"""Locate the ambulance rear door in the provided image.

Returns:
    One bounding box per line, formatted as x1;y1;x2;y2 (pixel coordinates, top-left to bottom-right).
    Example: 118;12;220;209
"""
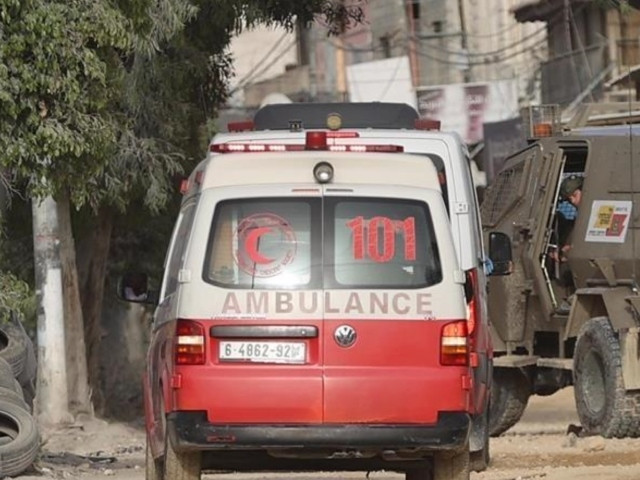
321;185;469;424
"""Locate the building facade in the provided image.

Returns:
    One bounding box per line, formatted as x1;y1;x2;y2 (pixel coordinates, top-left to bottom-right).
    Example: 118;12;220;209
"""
513;0;640;107
237;0;546;108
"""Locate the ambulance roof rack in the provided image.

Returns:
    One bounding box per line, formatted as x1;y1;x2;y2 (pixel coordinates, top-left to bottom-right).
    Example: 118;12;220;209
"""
253;102;420;131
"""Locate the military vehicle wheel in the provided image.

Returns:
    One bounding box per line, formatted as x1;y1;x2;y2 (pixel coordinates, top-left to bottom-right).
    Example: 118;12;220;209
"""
574;317;640;438
489;367;530;437
433;444;470;480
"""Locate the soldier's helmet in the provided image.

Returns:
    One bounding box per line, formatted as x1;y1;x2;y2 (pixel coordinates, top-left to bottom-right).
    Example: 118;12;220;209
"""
560;175;583;199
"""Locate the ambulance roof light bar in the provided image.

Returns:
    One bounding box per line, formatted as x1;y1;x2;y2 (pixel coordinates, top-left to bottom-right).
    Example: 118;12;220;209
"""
211;131;404;153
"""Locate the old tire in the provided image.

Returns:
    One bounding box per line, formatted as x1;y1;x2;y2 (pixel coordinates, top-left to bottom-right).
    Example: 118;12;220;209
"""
0;386;29;412
163;431;201;480
0;399;39;477
0;317;28;378
489;367;530;437
573;317;640;438
433;445;470;480
0;357;20;394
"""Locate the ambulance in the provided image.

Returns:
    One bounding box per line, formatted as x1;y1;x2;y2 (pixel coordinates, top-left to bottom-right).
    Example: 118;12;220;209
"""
121;114;512;480
212;102;498;465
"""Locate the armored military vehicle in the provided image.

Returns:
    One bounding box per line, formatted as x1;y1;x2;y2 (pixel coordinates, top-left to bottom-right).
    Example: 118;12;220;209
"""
481;105;640;438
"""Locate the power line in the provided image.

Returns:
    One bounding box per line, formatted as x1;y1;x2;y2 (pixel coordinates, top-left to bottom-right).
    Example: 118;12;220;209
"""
229;31;290;94
412;33;548;67
229;39;297;95
411;4;581;59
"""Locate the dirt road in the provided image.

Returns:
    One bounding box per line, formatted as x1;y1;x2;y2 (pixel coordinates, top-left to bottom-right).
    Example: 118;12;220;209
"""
20;387;640;480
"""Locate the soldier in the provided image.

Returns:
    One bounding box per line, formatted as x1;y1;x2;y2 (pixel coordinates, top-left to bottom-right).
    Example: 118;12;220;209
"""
560;174;583;209
553;175;584;312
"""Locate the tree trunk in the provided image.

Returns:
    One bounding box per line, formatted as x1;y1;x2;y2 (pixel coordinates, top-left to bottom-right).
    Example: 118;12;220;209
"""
57;192;93;417
32;195;72;426
77;207;114;416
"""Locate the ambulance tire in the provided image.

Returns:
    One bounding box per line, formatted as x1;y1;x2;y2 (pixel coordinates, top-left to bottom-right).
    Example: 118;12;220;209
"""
433;444;470;480
489;367;530;437
162;429;201;480
146;439;162;480
0;399;40;477
574;317;640;438
469;410;490;472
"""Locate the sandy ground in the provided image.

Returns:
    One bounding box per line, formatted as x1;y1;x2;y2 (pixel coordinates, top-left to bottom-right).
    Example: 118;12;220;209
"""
16;387;640;480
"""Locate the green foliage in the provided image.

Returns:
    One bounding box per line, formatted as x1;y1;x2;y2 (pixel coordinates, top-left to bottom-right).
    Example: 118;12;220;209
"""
0;0;132;203
0;0;363;214
0;271;35;326
0;0;364;279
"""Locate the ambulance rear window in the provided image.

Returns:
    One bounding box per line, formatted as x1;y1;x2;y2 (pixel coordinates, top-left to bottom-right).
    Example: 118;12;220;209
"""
204;197;441;290
325;198;441;289
205;198;322;289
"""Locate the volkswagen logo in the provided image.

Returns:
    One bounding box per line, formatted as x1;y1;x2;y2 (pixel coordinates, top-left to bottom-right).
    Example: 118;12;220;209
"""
334;325;357;348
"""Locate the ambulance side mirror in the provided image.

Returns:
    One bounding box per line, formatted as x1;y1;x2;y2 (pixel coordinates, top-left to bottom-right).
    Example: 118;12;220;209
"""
488;232;513;276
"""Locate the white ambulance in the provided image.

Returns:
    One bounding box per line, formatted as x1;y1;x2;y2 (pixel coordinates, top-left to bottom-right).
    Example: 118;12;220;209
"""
212;102;498;462
123;130;512;480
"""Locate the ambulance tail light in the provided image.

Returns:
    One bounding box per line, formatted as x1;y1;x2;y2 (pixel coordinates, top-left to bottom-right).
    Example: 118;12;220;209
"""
440;321;469;366
175;320;205;365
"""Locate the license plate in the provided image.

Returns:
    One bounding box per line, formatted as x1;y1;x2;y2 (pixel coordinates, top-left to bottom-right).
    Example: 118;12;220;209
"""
219;341;306;364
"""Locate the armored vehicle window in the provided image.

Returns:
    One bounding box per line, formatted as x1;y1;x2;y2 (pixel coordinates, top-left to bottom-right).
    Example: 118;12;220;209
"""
481;153;530;227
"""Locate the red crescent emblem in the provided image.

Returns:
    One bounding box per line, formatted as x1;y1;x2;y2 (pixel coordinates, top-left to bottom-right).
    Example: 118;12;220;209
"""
244;227;274;264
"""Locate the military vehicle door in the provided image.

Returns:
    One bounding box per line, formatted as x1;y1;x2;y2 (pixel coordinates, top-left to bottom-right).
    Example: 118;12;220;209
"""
522;144;566;316
483;143;565;319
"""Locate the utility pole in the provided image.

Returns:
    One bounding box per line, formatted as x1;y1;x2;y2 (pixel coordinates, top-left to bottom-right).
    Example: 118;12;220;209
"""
335;36;348;101
32;195;72;426
405;0;421;87
457;0;471;83
563;0;573;53
564;0;582;97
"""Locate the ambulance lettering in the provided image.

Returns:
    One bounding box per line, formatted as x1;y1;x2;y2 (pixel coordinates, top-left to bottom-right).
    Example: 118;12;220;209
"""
220;291;433;318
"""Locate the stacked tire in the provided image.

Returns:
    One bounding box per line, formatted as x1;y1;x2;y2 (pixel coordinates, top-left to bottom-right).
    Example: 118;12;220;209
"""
0;312;39;477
